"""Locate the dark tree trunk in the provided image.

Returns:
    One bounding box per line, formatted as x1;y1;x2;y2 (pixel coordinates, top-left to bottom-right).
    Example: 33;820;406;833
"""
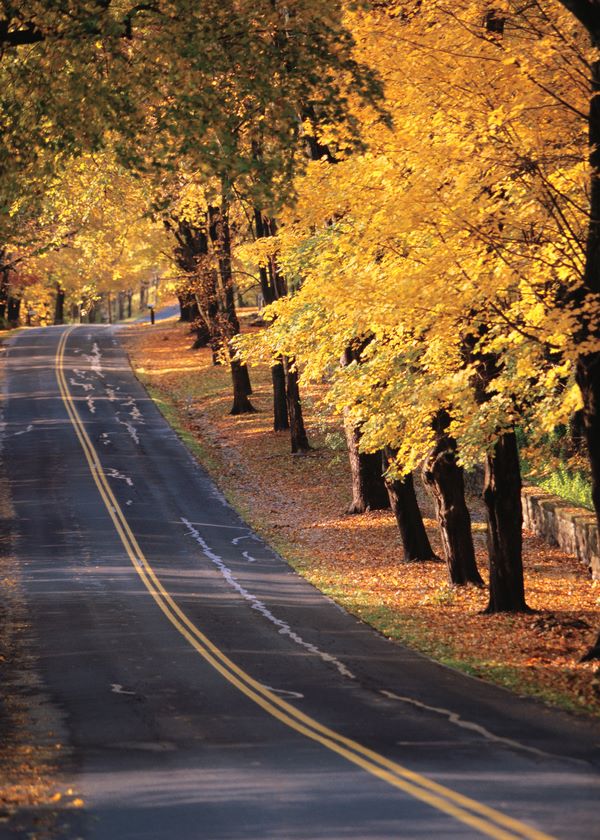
254;210;286;302
139;282;148;311
576;53;600;553
208;203;239;334
483;432;529;613
580;630;600;661
577;355;600;534
191;318;211;349
127;291;133;319
340;343;389;514
383;449;439;562
254;208;292;431
209;200;255;411
54;284;65;325
7;296;20;326
271;360;289;431
238;361;252;396
255;207;312;447
171;217;222;362
548;4;600;657
283;357;310;453
230;359;257;415
179;293;198;323
0;265;8;326
423;426;483;586
463;323;528;608
344;420;389;514
303;104;339;164
117;292;125;321
178;294;189;321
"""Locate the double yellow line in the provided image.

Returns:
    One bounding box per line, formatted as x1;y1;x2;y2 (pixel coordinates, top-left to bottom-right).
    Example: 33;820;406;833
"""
56;326;555;840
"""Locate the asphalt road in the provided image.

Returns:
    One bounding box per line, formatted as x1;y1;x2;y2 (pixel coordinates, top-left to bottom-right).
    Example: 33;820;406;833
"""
2;324;600;840
134;303;179;324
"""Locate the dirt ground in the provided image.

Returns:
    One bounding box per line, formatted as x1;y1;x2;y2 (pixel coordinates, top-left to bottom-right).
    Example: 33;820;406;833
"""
122;315;600;717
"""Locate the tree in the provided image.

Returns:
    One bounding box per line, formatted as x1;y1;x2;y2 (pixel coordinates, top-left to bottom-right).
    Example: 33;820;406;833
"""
239;2;590;609
21;152;170;322
552;0;600;654
422;412;483;586
341;341;389;514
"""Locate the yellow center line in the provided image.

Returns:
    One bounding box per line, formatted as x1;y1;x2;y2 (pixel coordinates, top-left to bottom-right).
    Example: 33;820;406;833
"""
55;326;556;840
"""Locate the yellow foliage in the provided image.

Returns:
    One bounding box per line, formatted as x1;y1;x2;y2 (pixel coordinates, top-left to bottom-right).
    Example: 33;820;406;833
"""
238;1;597;471
18;151;171;311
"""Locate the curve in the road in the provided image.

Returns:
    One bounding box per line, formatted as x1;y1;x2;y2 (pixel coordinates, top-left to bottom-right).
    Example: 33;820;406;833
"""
56;324;555;840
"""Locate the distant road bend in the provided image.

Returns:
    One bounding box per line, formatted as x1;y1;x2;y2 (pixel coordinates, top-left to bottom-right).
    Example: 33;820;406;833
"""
2;323;600;839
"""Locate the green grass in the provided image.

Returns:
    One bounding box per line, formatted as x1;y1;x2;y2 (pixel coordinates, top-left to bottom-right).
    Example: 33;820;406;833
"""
534;467;593;510
517;426;594;511
299;590;594;714
138;377;221;474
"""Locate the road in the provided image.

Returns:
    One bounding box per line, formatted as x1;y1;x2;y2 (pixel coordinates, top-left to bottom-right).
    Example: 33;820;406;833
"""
134;302;179;323
1;324;600;840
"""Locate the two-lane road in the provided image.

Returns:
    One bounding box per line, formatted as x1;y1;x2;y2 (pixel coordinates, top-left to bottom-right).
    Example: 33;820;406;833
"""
2;325;600;839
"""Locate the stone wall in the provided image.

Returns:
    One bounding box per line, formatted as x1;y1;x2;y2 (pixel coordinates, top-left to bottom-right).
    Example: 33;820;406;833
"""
521;486;600;579
464;468;599;578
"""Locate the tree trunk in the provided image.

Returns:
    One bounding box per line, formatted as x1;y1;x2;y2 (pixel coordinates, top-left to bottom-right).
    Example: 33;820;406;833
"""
344;420;389;513
172;217;222;362
577;53;600;545
580;630;600;662
272;359;290;431
117;291;125;321
139;282;148;311
283;357;310;453
209;200;255;410
191;319;211;349
577;355;600;537
483;432;529;613
340;341;389;513
230;359;257;416
383;450;439;562
423;431;483;586
179;293;198;323
552;5;600;657
127;291;133;319
208;203;239;334
0;266;8;326
238;359;252;396
54;284;65;325
178;294;188;321
255;209;291;430
7;296;20;327
463;328;528;607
